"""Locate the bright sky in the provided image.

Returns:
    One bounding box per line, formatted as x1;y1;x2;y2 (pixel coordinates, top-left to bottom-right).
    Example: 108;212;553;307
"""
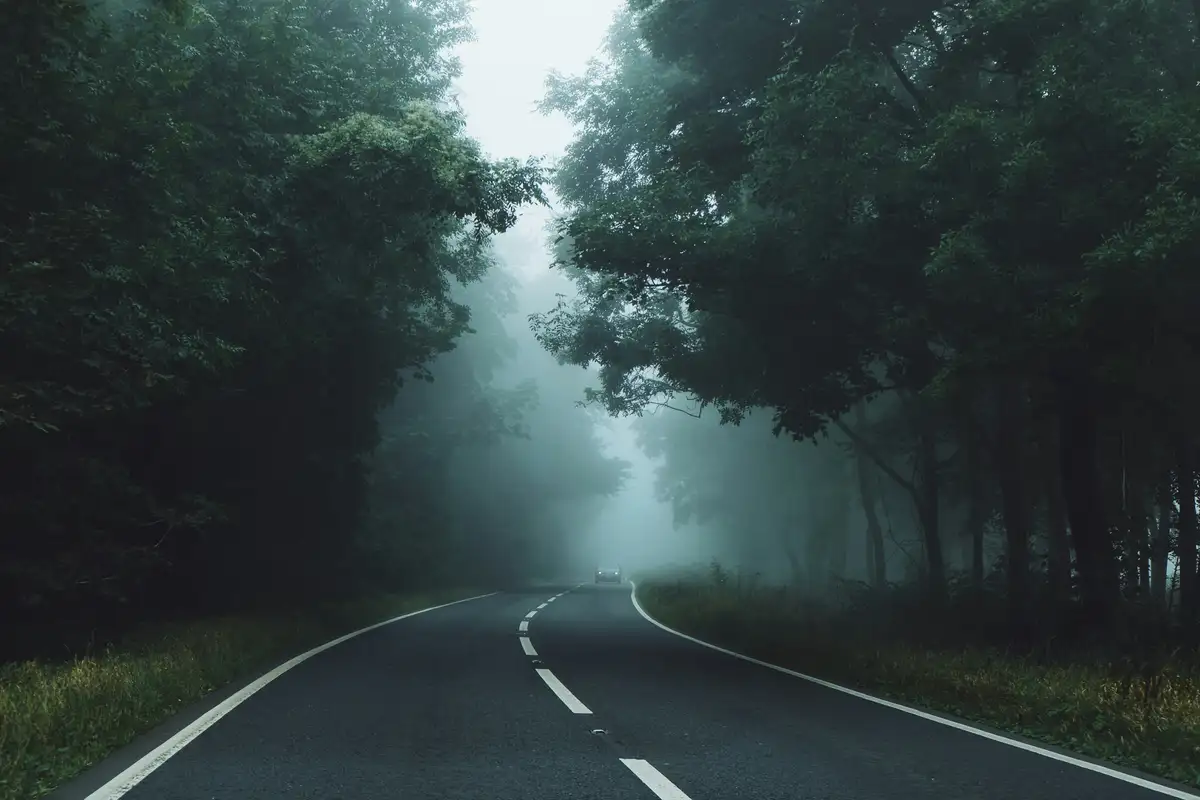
450;0;683;564
451;0;624;279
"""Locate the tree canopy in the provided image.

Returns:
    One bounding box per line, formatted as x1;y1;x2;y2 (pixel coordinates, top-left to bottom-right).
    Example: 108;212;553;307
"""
533;0;1200;643
1;0;626;658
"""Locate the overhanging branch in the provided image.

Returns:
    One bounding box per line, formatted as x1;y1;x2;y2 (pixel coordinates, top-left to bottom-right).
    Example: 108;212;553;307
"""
646;399;703;418
833;417;917;496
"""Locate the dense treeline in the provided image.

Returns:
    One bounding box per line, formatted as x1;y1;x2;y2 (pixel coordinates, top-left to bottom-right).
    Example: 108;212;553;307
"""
1;0;623;660
633;409;858;587
364;265;630;591
534;0;1200;647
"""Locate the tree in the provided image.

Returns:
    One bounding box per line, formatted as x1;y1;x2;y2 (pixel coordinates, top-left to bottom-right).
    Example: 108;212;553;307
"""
534;0;1200;643
363;264;630;589
0;0;548;653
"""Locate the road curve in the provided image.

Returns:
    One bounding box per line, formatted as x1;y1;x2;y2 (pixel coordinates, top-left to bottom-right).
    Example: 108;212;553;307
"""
51;584;1197;800
533;584;1196;800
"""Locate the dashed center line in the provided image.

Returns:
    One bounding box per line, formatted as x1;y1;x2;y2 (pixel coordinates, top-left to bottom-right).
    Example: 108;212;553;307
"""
536;668;592;714
620;759;693;800
518;587;696;800
519;587;688;800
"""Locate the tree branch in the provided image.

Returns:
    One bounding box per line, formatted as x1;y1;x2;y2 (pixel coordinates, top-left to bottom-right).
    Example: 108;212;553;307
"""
833;417;917;496
646;399;703;418
880;47;928;116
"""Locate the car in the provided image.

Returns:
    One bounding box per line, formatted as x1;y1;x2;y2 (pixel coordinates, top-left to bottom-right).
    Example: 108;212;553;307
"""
595;565;623;584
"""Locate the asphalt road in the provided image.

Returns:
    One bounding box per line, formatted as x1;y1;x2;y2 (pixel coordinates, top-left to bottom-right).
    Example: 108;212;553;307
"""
60;583;1196;800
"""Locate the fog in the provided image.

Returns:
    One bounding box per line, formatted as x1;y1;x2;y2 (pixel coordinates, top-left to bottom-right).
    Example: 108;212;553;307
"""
401;0;964;588
8;7;1199;798
377;0;717;583
8;0;1194;666
415;0;1189;610
446;0;823;582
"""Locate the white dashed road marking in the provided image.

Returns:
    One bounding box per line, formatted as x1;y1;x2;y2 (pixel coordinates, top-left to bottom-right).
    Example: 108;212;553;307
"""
620;759;692;800
536;668;592;714
519;586;690;799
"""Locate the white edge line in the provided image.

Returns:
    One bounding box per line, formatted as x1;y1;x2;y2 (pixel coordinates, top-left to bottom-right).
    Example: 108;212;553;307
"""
620;758;692;800
86;591;498;800
627;582;1200;800
535;668;592;714
521;637;538;656
518;619;529;632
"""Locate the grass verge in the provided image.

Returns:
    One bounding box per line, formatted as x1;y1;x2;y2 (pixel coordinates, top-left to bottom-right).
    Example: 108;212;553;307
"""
0;588;479;800
635;574;1200;790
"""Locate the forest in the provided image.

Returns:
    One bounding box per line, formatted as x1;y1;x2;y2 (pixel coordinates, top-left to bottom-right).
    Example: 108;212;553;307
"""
5;0;1198;671
5;0;1200;795
536;0;1200;650
1;0;628;663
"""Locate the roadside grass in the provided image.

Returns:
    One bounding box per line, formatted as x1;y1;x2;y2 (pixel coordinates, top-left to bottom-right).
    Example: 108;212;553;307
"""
635;570;1200;791
0;589;479;800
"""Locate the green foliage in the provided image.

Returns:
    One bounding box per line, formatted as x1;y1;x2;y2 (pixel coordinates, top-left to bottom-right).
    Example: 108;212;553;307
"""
363;268;632;589
0;0;549;651
536;0;1200;633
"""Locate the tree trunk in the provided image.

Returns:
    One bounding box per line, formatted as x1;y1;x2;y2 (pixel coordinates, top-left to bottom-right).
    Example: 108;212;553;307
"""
899;346;945;601
1055;367;1116;629
1139;490;1152;595
1126;491;1147;599
994;377;1032;640
1045;447;1071;613
855;404;887;588
916;418;946;602
865;530;877;585
1150;477;1172;608
965;432;986;588
1177;445;1197;624
828;479;850;581
779;528;805;587
839;401;940;594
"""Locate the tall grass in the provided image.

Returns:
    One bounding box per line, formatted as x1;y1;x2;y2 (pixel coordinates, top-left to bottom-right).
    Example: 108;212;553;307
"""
636;565;1200;790
0;590;475;800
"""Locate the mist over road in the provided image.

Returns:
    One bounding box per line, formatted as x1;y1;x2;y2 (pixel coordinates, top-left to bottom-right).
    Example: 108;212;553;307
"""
56;585;1192;800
